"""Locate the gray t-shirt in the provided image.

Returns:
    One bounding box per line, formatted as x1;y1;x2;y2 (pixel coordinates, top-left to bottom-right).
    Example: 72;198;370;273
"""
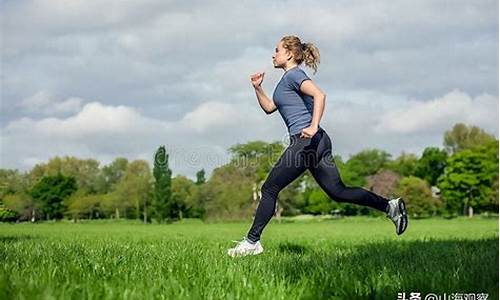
272;66;319;135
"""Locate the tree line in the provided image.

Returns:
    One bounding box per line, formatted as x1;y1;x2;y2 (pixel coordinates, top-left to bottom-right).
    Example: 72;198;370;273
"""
0;123;498;222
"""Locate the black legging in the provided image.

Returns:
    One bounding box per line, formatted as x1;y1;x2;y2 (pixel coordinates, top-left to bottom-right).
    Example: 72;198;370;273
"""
246;127;390;243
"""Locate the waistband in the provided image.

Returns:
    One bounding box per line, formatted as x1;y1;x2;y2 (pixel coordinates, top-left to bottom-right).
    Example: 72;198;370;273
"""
290;127;325;139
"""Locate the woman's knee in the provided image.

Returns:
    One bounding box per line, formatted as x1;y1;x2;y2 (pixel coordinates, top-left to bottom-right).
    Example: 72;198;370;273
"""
261;180;281;197
323;182;351;202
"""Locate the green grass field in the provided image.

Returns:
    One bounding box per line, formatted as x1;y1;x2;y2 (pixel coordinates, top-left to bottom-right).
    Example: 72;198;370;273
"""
1;216;498;300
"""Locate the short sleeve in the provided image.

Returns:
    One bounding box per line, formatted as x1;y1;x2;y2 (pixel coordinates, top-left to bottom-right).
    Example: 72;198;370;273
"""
287;69;311;91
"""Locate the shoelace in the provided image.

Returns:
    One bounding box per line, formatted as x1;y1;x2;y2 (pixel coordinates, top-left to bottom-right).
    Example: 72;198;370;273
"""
386;203;399;221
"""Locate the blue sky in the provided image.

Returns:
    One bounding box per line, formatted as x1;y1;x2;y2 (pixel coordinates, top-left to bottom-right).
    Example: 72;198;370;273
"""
1;0;498;179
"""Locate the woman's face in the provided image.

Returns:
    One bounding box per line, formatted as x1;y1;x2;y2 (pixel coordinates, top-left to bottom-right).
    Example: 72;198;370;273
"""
272;41;290;68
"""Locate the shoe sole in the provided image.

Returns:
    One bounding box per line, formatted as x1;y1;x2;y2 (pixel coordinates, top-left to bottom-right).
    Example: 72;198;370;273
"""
397;198;408;235
227;248;264;257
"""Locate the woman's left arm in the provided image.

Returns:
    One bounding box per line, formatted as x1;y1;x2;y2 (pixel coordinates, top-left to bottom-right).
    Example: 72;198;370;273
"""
300;80;326;137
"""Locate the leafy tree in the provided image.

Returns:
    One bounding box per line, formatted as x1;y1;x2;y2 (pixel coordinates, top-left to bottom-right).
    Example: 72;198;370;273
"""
195;169;206;185
488;179;499;213
95;158;128;193
115;160;153;222
0;204;18;222
172;175;210;219
414;147;448;186
2;193;35;221
444;123;496;154
194;184;212;220
99;192;123;219
202;162;255;220
0;169;32;198
0;169;35;221
303;188;336;215
28;156;101;194
342;149;391;186
397;176;443;218
437;140;499;216
65;190;103;220
229;141;277;159
29;173;77;220
153;146;173;222
386;152;418;177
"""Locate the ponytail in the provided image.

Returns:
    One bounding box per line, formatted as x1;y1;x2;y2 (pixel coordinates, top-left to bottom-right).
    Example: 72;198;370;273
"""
301;42;320;74
281;36;321;74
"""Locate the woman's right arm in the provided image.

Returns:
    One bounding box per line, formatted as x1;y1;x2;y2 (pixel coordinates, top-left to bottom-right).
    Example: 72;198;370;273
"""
254;86;277;114
250;72;277;114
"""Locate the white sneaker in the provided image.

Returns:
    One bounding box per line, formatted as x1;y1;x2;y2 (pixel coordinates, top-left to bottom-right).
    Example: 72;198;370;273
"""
386;197;408;235
227;237;264;257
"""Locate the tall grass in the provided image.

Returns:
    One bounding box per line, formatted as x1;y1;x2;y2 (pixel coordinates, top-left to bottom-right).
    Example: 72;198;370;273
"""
1;216;498;299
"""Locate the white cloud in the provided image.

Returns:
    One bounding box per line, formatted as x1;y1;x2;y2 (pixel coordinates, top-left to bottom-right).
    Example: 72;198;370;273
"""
1;0;498;177
19;90;84;115
374;89;499;135
2;88;498;178
1;97;280;178
9;101;170;136
179;101;242;133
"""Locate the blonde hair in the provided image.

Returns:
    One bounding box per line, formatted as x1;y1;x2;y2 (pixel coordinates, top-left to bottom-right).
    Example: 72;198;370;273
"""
281;35;321;74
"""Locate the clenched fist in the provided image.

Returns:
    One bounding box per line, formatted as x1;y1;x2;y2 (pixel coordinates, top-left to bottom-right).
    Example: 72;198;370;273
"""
250;72;265;88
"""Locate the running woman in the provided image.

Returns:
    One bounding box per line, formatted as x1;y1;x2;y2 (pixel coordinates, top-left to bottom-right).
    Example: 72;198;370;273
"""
227;35;408;257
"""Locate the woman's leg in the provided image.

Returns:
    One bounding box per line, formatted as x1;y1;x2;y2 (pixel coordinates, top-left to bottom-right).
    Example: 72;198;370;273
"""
309;152;390;213
246;139;308;242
